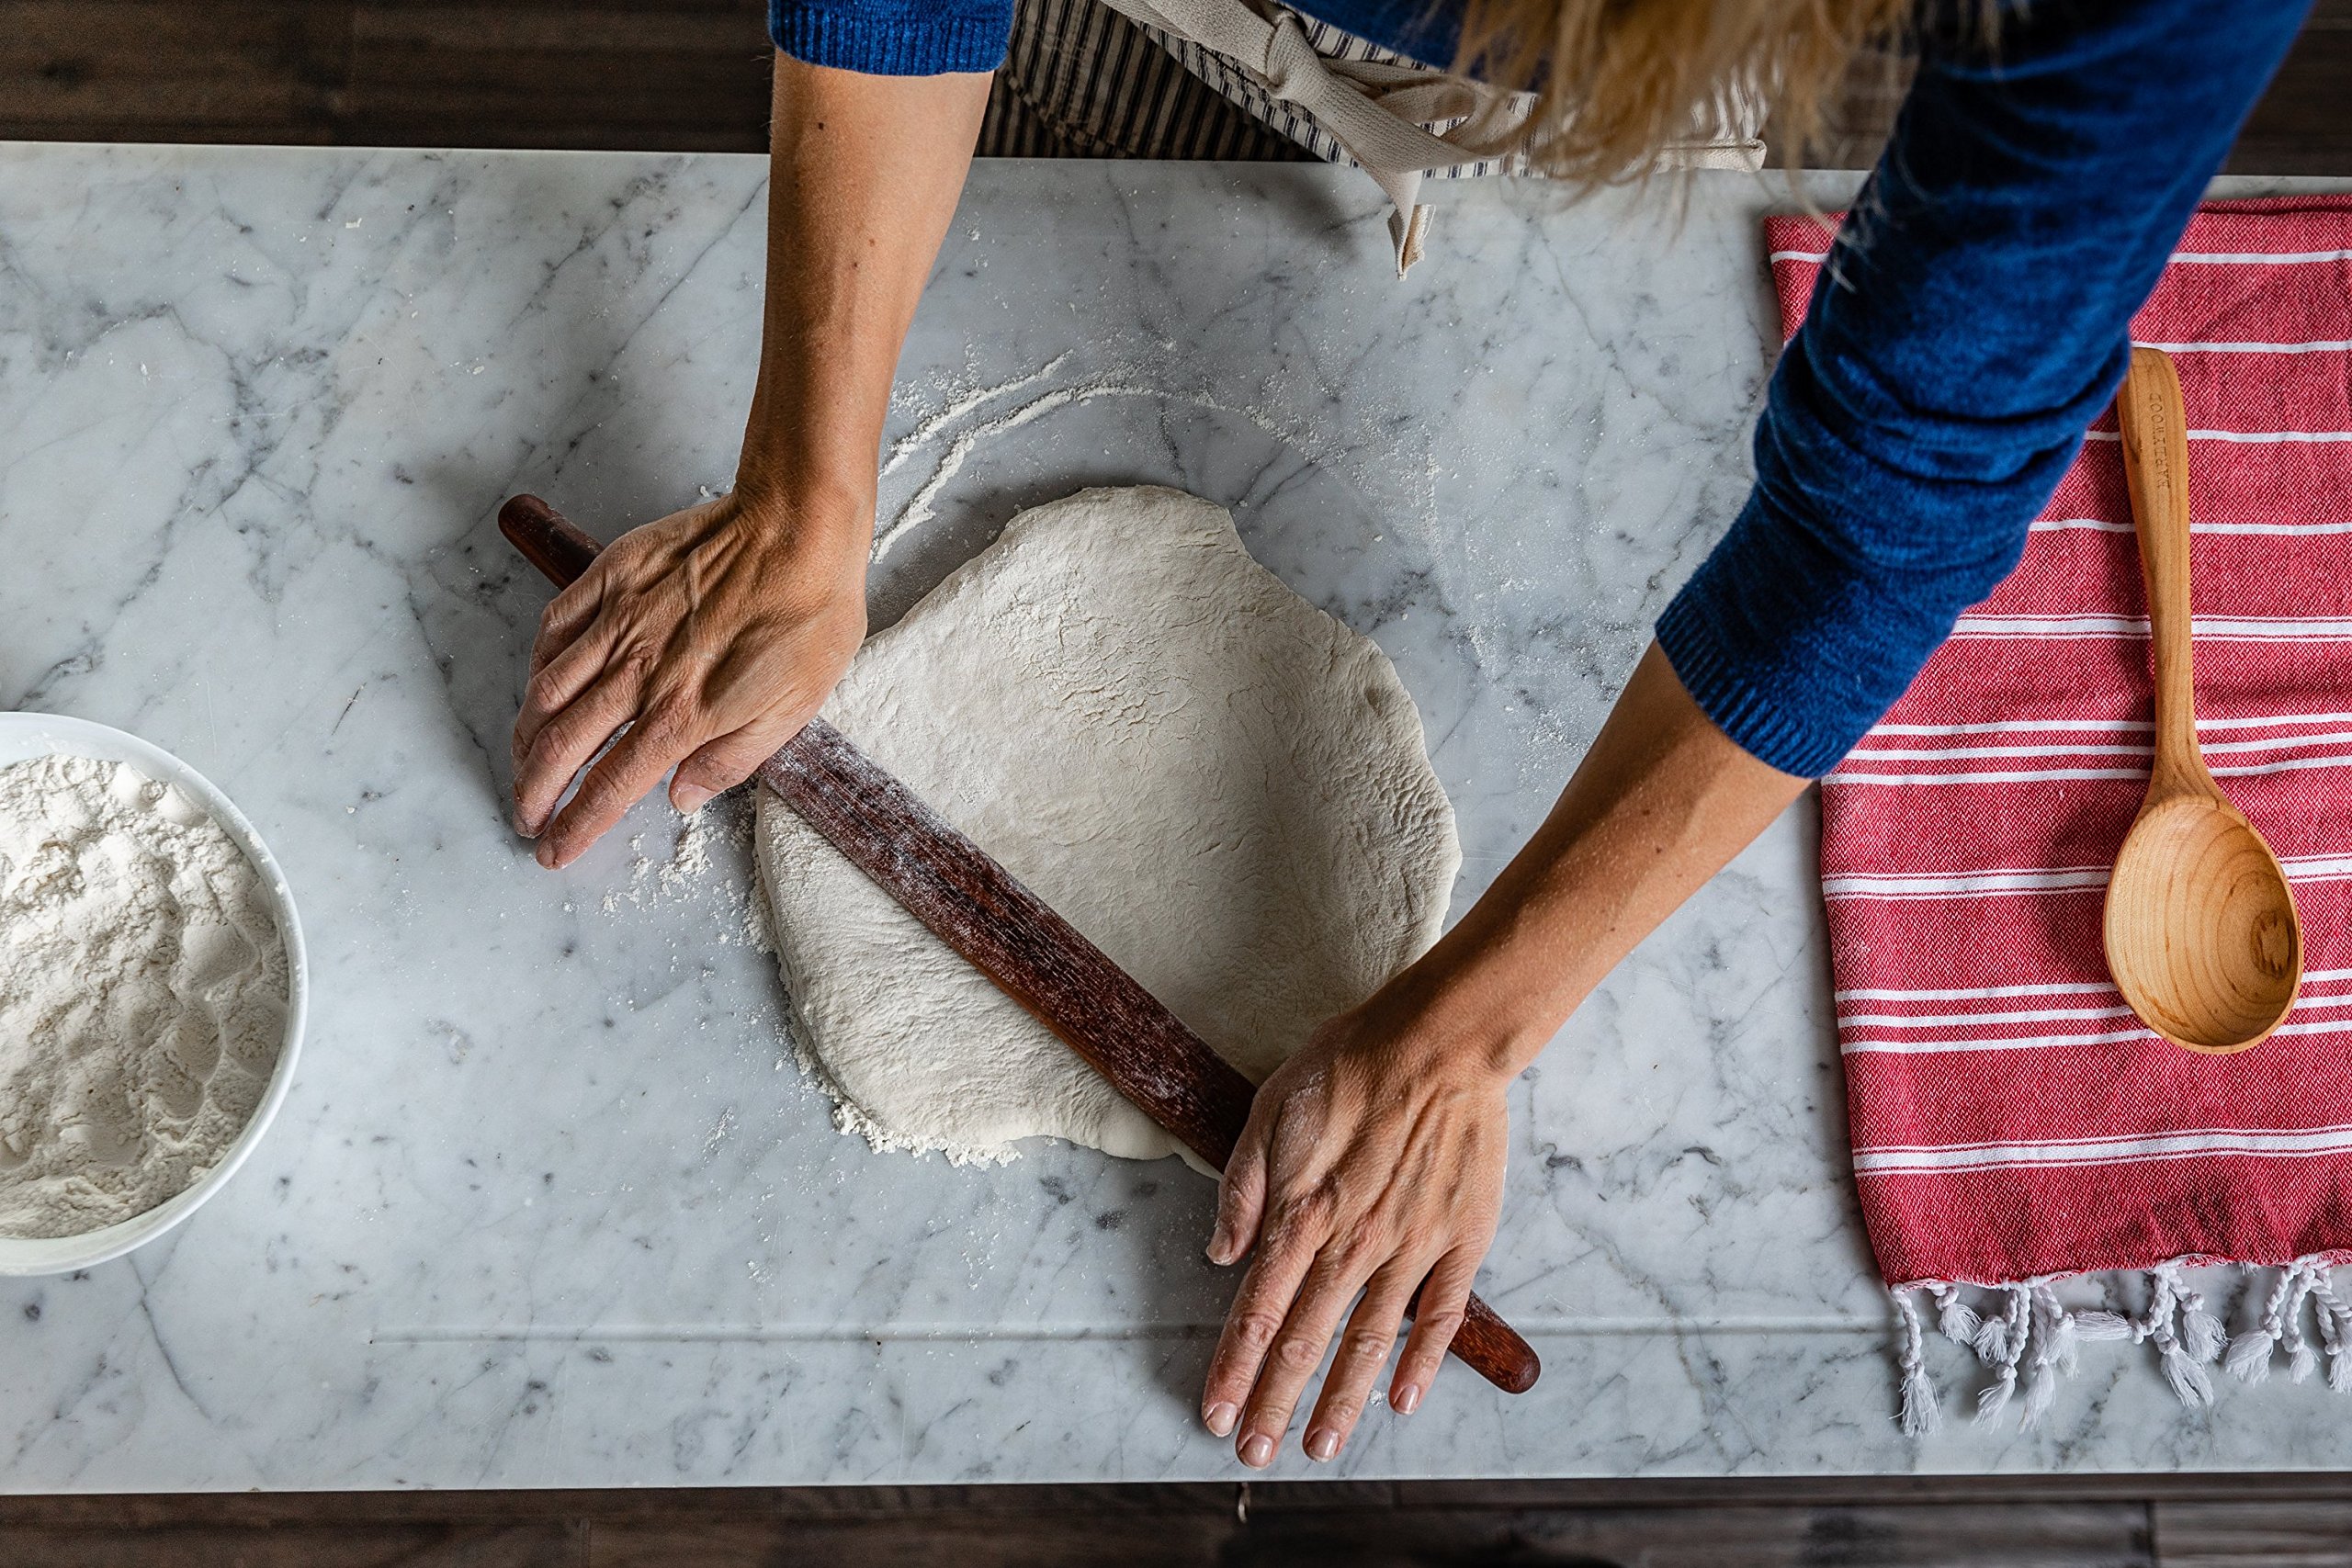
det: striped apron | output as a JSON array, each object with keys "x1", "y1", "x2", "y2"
[{"x1": 978, "y1": 0, "x2": 1766, "y2": 275}]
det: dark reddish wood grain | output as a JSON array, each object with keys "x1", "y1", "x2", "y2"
[{"x1": 497, "y1": 493, "x2": 1540, "y2": 1396}]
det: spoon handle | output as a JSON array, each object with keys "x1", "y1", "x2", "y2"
[{"x1": 2117, "y1": 346, "x2": 2207, "y2": 798}]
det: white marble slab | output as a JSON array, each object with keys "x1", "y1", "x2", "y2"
[{"x1": 2, "y1": 142, "x2": 2348, "y2": 1489}]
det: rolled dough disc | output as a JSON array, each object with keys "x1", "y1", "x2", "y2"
[{"x1": 756, "y1": 486, "x2": 1460, "y2": 1165}]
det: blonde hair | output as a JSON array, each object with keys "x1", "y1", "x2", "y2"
[{"x1": 1449, "y1": 0, "x2": 1929, "y2": 182}]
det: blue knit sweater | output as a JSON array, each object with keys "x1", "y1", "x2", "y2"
[{"x1": 771, "y1": 0, "x2": 2310, "y2": 775}]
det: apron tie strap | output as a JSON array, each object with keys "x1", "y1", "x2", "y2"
[{"x1": 1096, "y1": 0, "x2": 1764, "y2": 276}]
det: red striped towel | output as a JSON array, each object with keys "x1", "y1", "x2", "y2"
[{"x1": 1770, "y1": 197, "x2": 2352, "y2": 1432}]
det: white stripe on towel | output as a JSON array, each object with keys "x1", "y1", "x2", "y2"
[
  {"x1": 1856, "y1": 1122, "x2": 2352, "y2": 1175},
  {"x1": 2138, "y1": 339, "x2": 2352, "y2": 354},
  {"x1": 1832, "y1": 969, "x2": 2352, "y2": 1006},
  {"x1": 2082, "y1": 430, "x2": 2352, "y2": 445},
  {"x1": 1772, "y1": 244, "x2": 2352, "y2": 267},
  {"x1": 1828, "y1": 753, "x2": 2352, "y2": 785},
  {"x1": 2031, "y1": 517, "x2": 2352, "y2": 535},
  {"x1": 1871, "y1": 714, "x2": 2352, "y2": 737},
  {"x1": 1846, "y1": 729, "x2": 2352, "y2": 760},
  {"x1": 1949, "y1": 614, "x2": 2352, "y2": 639},
  {"x1": 2168, "y1": 248, "x2": 2352, "y2": 264},
  {"x1": 1842, "y1": 1017, "x2": 2352, "y2": 1056},
  {"x1": 1840, "y1": 994, "x2": 2352, "y2": 1032},
  {"x1": 1822, "y1": 866, "x2": 2112, "y2": 898},
  {"x1": 1824, "y1": 853, "x2": 2352, "y2": 897}
]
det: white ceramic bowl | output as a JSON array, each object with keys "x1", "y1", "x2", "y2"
[{"x1": 0, "y1": 712, "x2": 309, "y2": 1275}]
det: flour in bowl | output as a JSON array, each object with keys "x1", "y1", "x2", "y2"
[{"x1": 0, "y1": 752, "x2": 288, "y2": 1238}]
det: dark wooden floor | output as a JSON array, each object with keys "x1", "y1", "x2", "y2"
[
  {"x1": 9, "y1": 1477, "x2": 2352, "y2": 1565},
  {"x1": 0, "y1": 0, "x2": 2346, "y2": 173},
  {"x1": 6, "y1": 3, "x2": 2352, "y2": 1562}
]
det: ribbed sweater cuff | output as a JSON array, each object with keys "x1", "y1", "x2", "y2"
[
  {"x1": 768, "y1": 5, "x2": 1011, "y2": 74},
  {"x1": 1656, "y1": 592, "x2": 1850, "y2": 780}
]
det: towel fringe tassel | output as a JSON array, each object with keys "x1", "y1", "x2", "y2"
[
  {"x1": 2222, "y1": 1257, "x2": 2352, "y2": 1387},
  {"x1": 1893, "y1": 1286, "x2": 1941, "y2": 1438},
  {"x1": 2312, "y1": 1269, "x2": 2352, "y2": 1393},
  {"x1": 1885, "y1": 1256, "x2": 2352, "y2": 1436},
  {"x1": 1928, "y1": 1281, "x2": 1980, "y2": 1347},
  {"x1": 1972, "y1": 1283, "x2": 2032, "y2": 1427},
  {"x1": 2144, "y1": 1263, "x2": 2216, "y2": 1409}
]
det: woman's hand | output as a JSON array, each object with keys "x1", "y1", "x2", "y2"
[
  {"x1": 1190, "y1": 644, "x2": 1807, "y2": 1467},
  {"x1": 1199, "y1": 983, "x2": 1512, "y2": 1468},
  {"x1": 510, "y1": 484, "x2": 869, "y2": 868}
]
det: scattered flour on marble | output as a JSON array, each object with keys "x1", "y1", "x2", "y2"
[
  {"x1": 595, "y1": 795, "x2": 770, "y2": 951},
  {"x1": 878, "y1": 352, "x2": 1071, "y2": 484},
  {"x1": 701, "y1": 1104, "x2": 736, "y2": 1157},
  {"x1": 870, "y1": 360, "x2": 1346, "y2": 563},
  {"x1": 0, "y1": 753, "x2": 288, "y2": 1239}
]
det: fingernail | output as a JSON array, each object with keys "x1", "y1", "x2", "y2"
[
  {"x1": 673, "y1": 783, "x2": 714, "y2": 814},
  {"x1": 535, "y1": 839, "x2": 557, "y2": 870},
  {"x1": 1394, "y1": 1383, "x2": 1421, "y2": 1416},
  {"x1": 1205, "y1": 1227, "x2": 1231, "y2": 1265},
  {"x1": 1306, "y1": 1428, "x2": 1340, "y2": 1462},
  {"x1": 1239, "y1": 1433, "x2": 1274, "y2": 1468},
  {"x1": 1204, "y1": 1402, "x2": 1238, "y2": 1438}
]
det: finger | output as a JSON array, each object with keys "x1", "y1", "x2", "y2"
[
  {"x1": 1389, "y1": 1246, "x2": 1481, "y2": 1418},
  {"x1": 1303, "y1": 1256, "x2": 1422, "y2": 1461},
  {"x1": 1232, "y1": 1243, "x2": 1378, "y2": 1469},
  {"x1": 1199, "y1": 1197, "x2": 1328, "y2": 1452},
  {"x1": 1207, "y1": 1100, "x2": 1275, "y2": 1269},
  {"x1": 668, "y1": 716, "x2": 804, "y2": 815},
  {"x1": 513, "y1": 668, "x2": 645, "y2": 840},
  {"x1": 513, "y1": 625, "x2": 616, "y2": 783},
  {"x1": 529, "y1": 574, "x2": 607, "y2": 678},
  {"x1": 537, "y1": 704, "x2": 701, "y2": 869}
]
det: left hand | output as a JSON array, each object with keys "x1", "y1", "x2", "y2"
[{"x1": 1198, "y1": 984, "x2": 1511, "y2": 1468}]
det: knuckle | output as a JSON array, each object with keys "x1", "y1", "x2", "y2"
[
  {"x1": 1340, "y1": 1326, "x2": 1393, "y2": 1364},
  {"x1": 609, "y1": 645, "x2": 655, "y2": 686},
  {"x1": 1324, "y1": 1232, "x2": 1384, "y2": 1276},
  {"x1": 1272, "y1": 1334, "x2": 1325, "y2": 1373},
  {"x1": 1413, "y1": 1304, "x2": 1467, "y2": 1341},
  {"x1": 1275, "y1": 1179, "x2": 1338, "y2": 1230},
  {"x1": 542, "y1": 585, "x2": 598, "y2": 632},
  {"x1": 530, "y1": 708, "x2": 601, "y2": 772},
  {"x1": 522, "y1": 664, "x2": 567, "y2": 712},
  {"x1": 1230, "y1": 1312, "x2": 1284, "y2": 1355},
  {"x1": 1259, "y1": 1215, "x2": 1316, "y2": 1262},
  {"x1": 521, "y1": 724, "x2": 570, "y2": 777},
  {"x1": 571, "y1": 762, "x2": 632, "y2": 814},
  {"x1": 635, "y1": 696, "x2": 700, "y2": 750}
]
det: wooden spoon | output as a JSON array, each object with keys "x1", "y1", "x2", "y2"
[{"x1": 2102, "y1": 346, "x2": 2302, "y2": 1054}]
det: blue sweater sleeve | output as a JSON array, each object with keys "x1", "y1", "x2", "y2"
[
  {"x1": 769, "y1": 0, "x2": 1013, "y2": 73},
  {"x1": 1656, "y1": 0, "x2": 2310, "y2": 777}
]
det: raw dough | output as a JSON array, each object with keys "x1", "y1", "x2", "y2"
[{"x1": 756, "y1": 486, "x2": 1460, "y2": 1164}]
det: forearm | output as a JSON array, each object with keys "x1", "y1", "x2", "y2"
[
  {"x1": 736, "y1": 52, "x2": 990, "y2": 521},
  {"x1": 1394, "y1": 642, "x2": 1807, "y2": 1076}
]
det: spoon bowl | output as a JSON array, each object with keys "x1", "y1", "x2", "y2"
[{"x1": 2104, "y1": 793, "x2": 2301, "y2": 1052}]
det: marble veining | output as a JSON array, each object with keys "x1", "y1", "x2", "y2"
[{"x1": 3, "y1": 142, "x2": 2349, "y2": 1488}]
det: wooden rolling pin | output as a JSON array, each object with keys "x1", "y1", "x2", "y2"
[{"x1": 499, "y1": 493, "x2": 1541, "y2": 1396}]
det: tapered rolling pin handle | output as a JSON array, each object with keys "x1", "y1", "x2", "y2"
[{"x1": 495, "y1": 493, "x2": 1544, "y2": 1398}]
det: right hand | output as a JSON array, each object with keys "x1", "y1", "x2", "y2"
[{"x1": 509, "y1": 483, "x2": 870, "y2": 868}]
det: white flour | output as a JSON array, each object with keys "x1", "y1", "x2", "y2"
[
  {"x1": 871, "y1": 371, "x2": 1309, "y2": 562},
  {"x1": 0, "y1": 753, "x2": 288, "y2": 1239}
]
